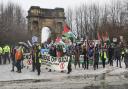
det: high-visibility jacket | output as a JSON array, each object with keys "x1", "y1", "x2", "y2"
[
  {"x1": 35, "y1": 51, "x2": 42, "y2": 63},
  {"x1": 15, "y1": 50, "x2": 22, "y2": 61},
  {"x1": 0, "y1": 47, "x2": 3, "y2": 54},
  {"x1": 100, "y1": 51, "x2": 107, "y2": 60},
  {"x1": 3, "y1": 45, "x2": 10, "y2": 53}
]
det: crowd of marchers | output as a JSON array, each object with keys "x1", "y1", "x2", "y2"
[{"x1": 0, "y1": 40, "x2": 128, "y2": 76}]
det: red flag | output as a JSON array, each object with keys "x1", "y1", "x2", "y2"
[
  {"x1": 102, "y1": 32, "x2": 105, "y2": 41},
  {"x1": 105, "y1": 32, "x2": 108, "y2": 41},
  {"x1": 97, "y1": 32, "x2": 101, "y2": 41},
  {"x1": 62, "y1": 24, "x2": 70, "y2": 34}
]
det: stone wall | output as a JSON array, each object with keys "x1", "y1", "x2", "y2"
[{"x1": 27, "y1": 6, "x2": 66, "y2": 42}]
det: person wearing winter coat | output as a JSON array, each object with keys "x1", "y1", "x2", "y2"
[
  {"x1": 108, "y1": 45, "x2": 114, "y2": 66},
  {"x1": 100, "y1": 48, "x2": 107, "y2": 68},
  {"x1": 124, "y1": 46, "x2": 128, "y2": 68},
  {"x1": 74, "y1": 45, "x2": 80, "y2": 69},
  {"x1": 114, "y1": 44, "x2": 122, "y2": 68},
  {"x1": 93, "y1": 44, "x2": 99, "y2": 70}
]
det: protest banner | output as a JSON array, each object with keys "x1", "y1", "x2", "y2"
[
  {"x1": 42, "y1": 55, "x2": 70, "y2": 71},
  {"x1": 23, "y1": 53, "x2": 32, "y2": 68},
  {"x1": 23, "y1": 52, "x2": 70, "y2": 71}
]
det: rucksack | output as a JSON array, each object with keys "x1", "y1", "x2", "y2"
[
  {"x1": 15, "y1": 50, "x2": 22, "y2": 61},
  {"x1": 88, "y1": 48, "x2": 93, "y2": 57}
]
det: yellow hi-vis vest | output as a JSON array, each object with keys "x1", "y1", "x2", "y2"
[
  {"x1": 0, "y1": 47, "x2": 2, "y2": 54},
  {"x1": 35, "y1": 52, "x2": 42, "y2": 63},
  {"x1": 100, "y1": 51, "x2": 107, "y2": 60},
  {"x1": 3, "y1": 46, "x2": 10, "y2": 53}
]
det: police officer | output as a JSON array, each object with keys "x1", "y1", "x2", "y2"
[
  {"x1": 93, "y1": 44, "x2": 99, "y2": 70},
  {"x1": 3, "y1": 45, "x2": 10, "y2": 64},
  {"x1": 35, "y1": 44, "x2": 42, "y2": 75},
  {"x1": 0, "y1": 46, "x2": 3, "y2": 64}
]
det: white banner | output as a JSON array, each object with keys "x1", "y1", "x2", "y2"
[
  {"x1": 23, "y1": 53, "x2": 70, "y2": 72},
  {"x1": 43, "y1": 55, "x2": 70, "y2": 71}
]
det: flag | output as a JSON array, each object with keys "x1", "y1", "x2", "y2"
[
  {"x1": 105, "y1": 32, "x2": 111, "y2": 45},
  {"x1": 62, "y1": 24, "x2": 70, "y2": 34},
  {"x1": 55, "y1": 37, "x2": 65, "y2": 46},
  {"x1": 105, "y1": 32, "x2": 108, "y2": 41},
  {"x1": 62, "y1": 24, "x2": 76, "y2": 42},
  {"x1": 101, "y1": 32, "x2": 105, "y2": 46},
  {"x1": 97, "y1": 32, "x2": 101, "y2": 41},
  {"x1": 102, "y1": 32, "x2": 106, "y2": 42}
]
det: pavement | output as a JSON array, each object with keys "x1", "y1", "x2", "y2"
[{"x1": 0, "y1": 61, "x2": 128, "y2": 82}]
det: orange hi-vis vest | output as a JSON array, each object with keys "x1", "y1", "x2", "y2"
[{"x1": 15, "y1": 50, "x2": 22, "y2": 61}]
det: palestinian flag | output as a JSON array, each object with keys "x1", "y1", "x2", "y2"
[
  {"x1": 62, "y1": 24, "x2": 77, "y2": 42},
  {"x1": 97, "y1": 32, "x2": 101, "y2": 41},
  {"x1": 55, "y1": 37, "x2": 65, "y2": 46}
]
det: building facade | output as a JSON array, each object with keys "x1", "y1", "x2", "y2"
[{"x1": 27, "y1": 6, "x2": 66, "y2": 42}]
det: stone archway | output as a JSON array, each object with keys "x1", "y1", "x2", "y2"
[{"x1": 27, "y1": 6, "x2": 66, "y2": 42}]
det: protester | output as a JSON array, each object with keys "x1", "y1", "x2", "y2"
[
  {"x1": 100, "y1": 48, "x2": 107, "y2": 68},
  {"x1": 0, "y1": 46, "x2": 3, "y2": 65},
  {"x1": 11, "y1": 46, "x2": 17, "y2": 72},
  {"x1": 48, "y1": 45, "x2": 56, "y2": 72},
  {"x1": 108, "y1": 45, "x2": 114, "y2": 66},
  {"x1": 124, "y1": 46, "x2": 128, "y2": 68},
  {"x1": 87, "y1": 43, "x2": 94, "y2": 69},
  {"x1": 82, "y1": 44, "x2": 88, "y2": 70},
  {"x1": 67, "y1": 57, "x2": 72, "y2": 74},
  {"x1": 114, "y1": 44, "x2": 122, "y2": 68},
  {"x1": 15, "y1": 46, "x2": 23, "y2": 73},
  {"x1": 121, "y1": 47, "x2": 125, "y2": 60},
  {"x1": 93, "y1": 44, "x2": 99, "y2": 70},
  {"x1": 74, "y1": 44, "x2": 80, "y2": 69},
  {"x1": 31, "y1": 46, "x2": 36, "y2": 72},
  {"x1": 35, "y1": 44, "x2": 42, "y2": 75}
]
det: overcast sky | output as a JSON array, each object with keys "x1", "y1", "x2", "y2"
[{"x1": 0, "y1": 0, "x2": 112, "y2": 11}]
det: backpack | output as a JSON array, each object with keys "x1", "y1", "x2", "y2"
[
  {"x1": 15, "y1": 50, "x2": 22, "y2": 61},
  {"x1": 88, "y1": 48, "x2": 93, "y2": 57}
]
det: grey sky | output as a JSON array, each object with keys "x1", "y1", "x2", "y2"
[{"x1": 0, "y1": 0, "x2": 112, "y2": 11}]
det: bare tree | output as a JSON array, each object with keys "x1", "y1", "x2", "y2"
[
  {"x1": 65, "y1": 8, "x2": 73, "y2": 31},
  {"x1": 0, "y1": 2, "x2": 28, "y2": 45}
]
